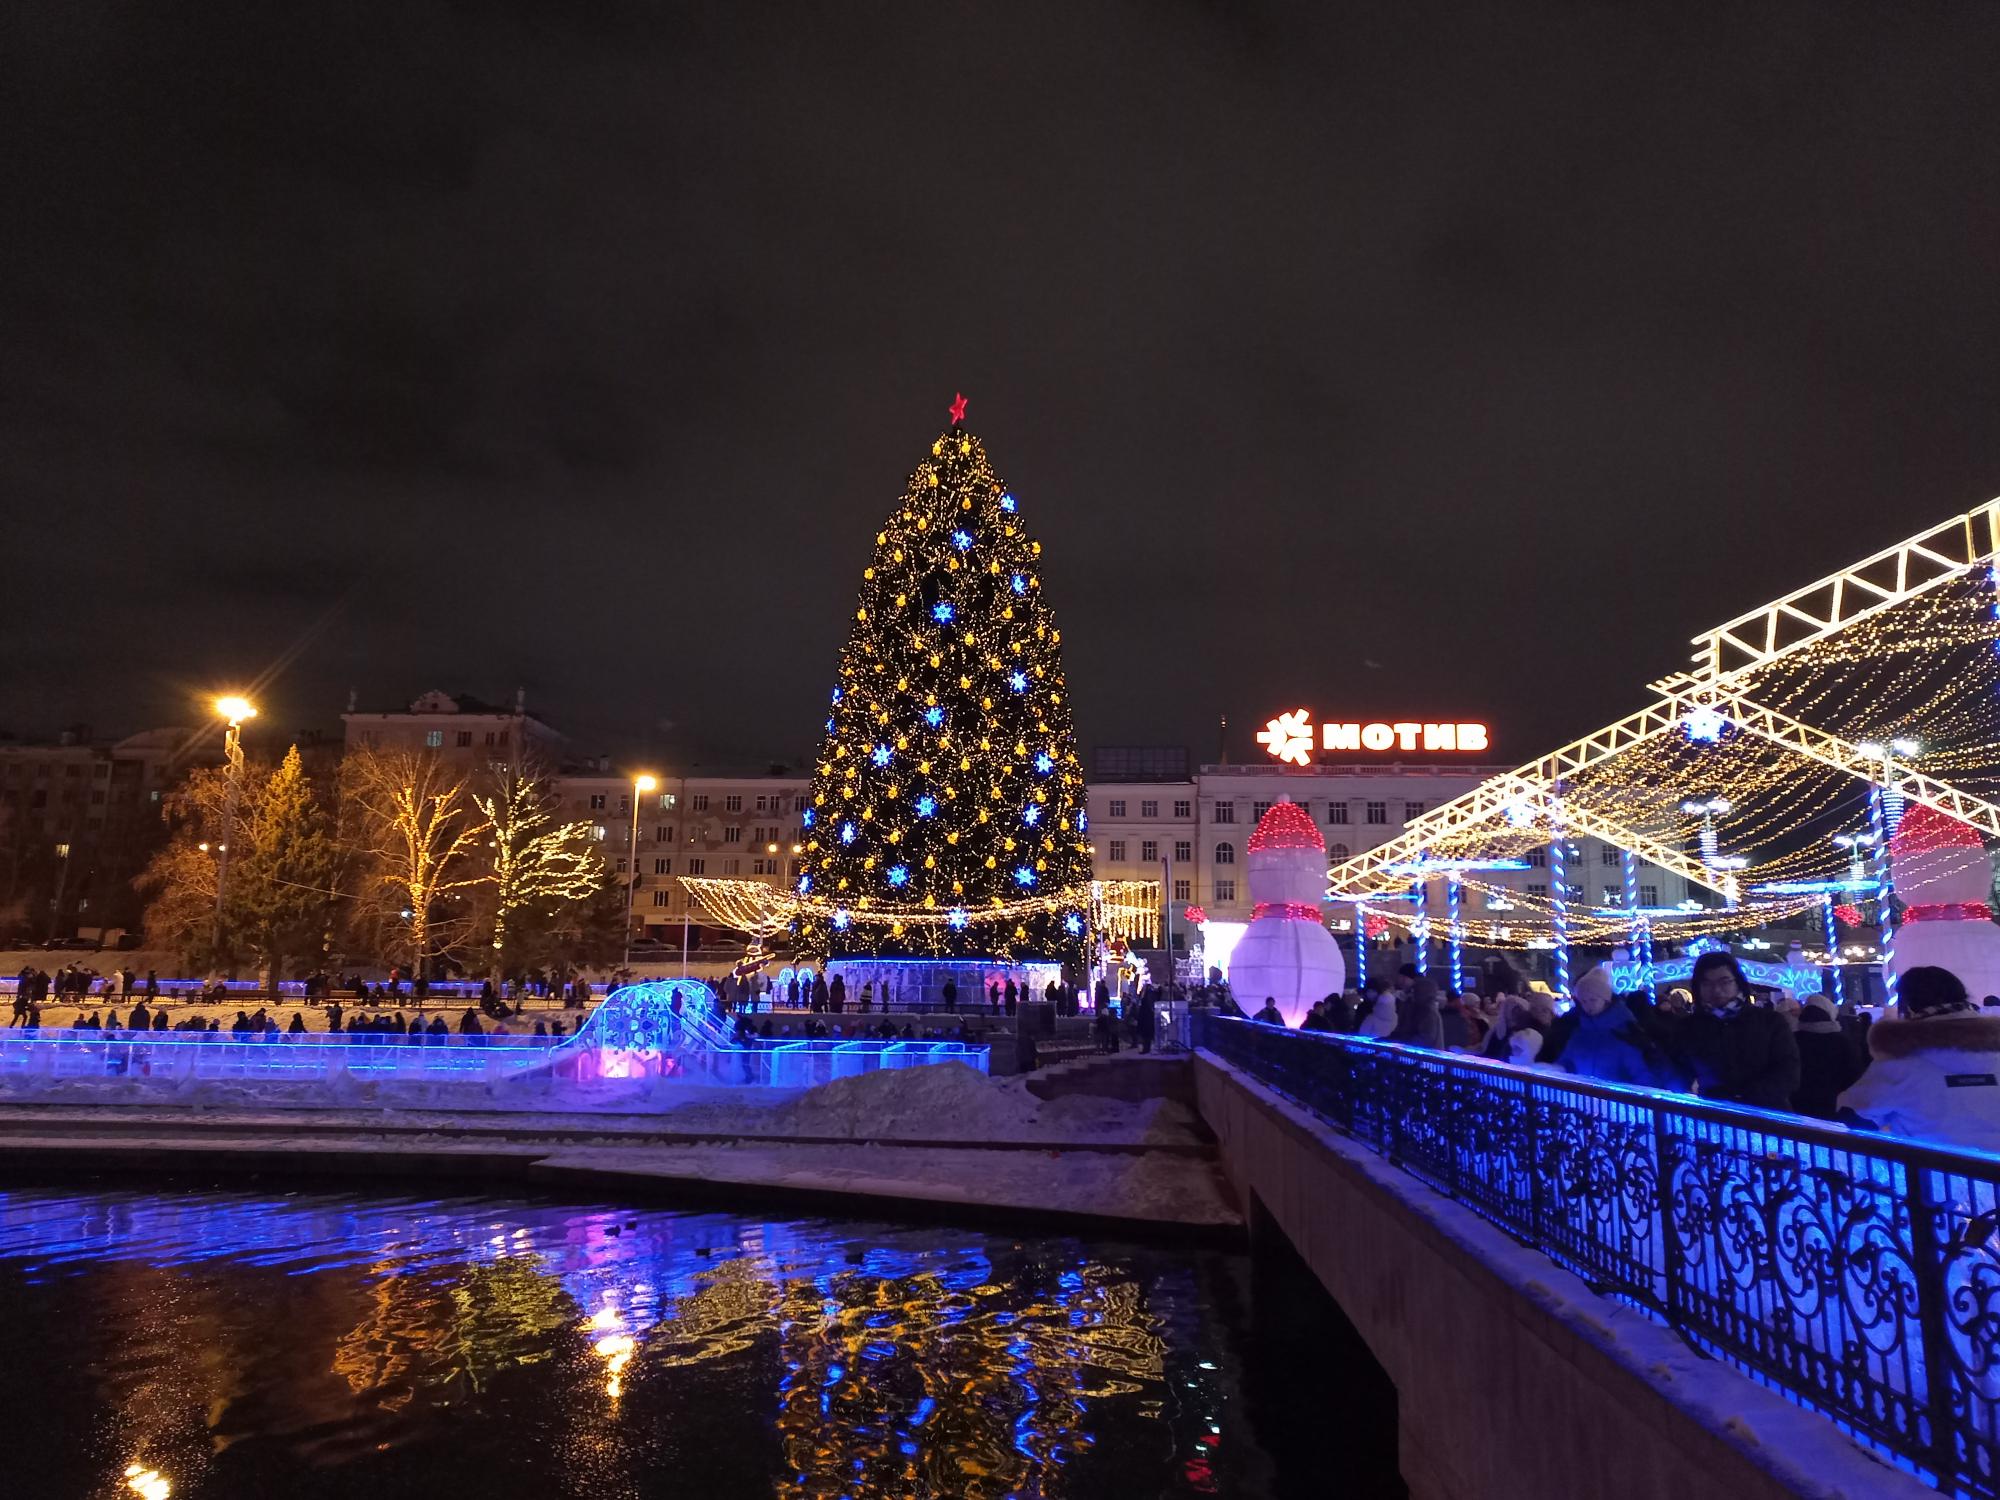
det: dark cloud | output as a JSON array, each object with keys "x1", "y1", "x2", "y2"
[{"x1": 5, "y1": 0, "x2": 2000, "y2": 767}]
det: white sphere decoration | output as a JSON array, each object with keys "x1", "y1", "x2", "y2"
[{"x1": 1227, "y1": 799, "x2": 1346, "y2": 1027}]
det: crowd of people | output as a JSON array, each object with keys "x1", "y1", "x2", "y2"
[{"x1": 1252, "y1": 953, "x2": 2000, "y2": 1150}]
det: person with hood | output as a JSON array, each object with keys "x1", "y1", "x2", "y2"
[
  {"x1": 1481, "y1": 993, "x2": 1555, "y2": 1066},
  {"x1": 1669, "y1": 951, "x2": 1799, "y2": 1110},
  {"x1": 1355, "y1": 981, "x2": 1400, "y2": 1039},
  {"x1": 1840, "y1": 966, "x2": 2000, "y2": 1150},
  {"x1": 1558, "y1": 967, "x2": 1687, "y2": 1091},
  {"x1": 1390, "y1": 976, "x2": 1445, "y2": 1049},
  {"x1": 1792, "y1": 992, "x2": 1865, "y2": 1119}
]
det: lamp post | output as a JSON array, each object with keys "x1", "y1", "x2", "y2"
[
  {"x1": 211, "y1": 696, "x2": 255, "y2": 965},
  {"x1": 1680, "y1": 795, "x2": 1738, "y2": 906},
  {"x1": 624, "y1": 774, "x2": 656, "y2": 974}
]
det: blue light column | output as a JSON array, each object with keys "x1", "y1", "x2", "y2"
[
  {"x1": 1548, "y1": 809, "x2": 1571, "y2": 997},
  {"x1": 1446, "y1": 875, "x2": 1465, "y2": 994},
  {"x1": 1870, "y1": 783, "x2": 1898, "y2": 1009},
  {"x1": 1353, "y1": 901, "x2": 1368, "y2": 991},
  {"x1": 1821, "y1": 893, "x2": 1846, "y2": 1007},
  {"x1": 1411, "y1": 874, "x2": 1429, "y2": 975},
  {"x1": 1620, "y1": 849, "x2": 1654, "y2": 997}
]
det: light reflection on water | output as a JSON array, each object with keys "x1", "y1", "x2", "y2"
[{"x1": 0, "y1": 1186, "x2": 1268, "y2": 1499}]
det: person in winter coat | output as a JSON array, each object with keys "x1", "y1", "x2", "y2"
[
  {"x1": 1355, "y1": 983, "x2": 1400, "y2": 1039},
  {"x1": 1840, "y1": 966, "x2": 2000, "y2": 1150},
  {"x1": 1792, "y1": 993, "x2": 1865, "y2": 1119},
  {"x1": 1669, "y1": 951, "x2": 1800, "y2": 1110},
  {"x1": 1252, "y1": 998, "x2": 1286, "y2": 1026},
  {"x1": 1390, "y1": 977, "x2": 1445, "y2": 1049},
  {"x1": 1481, "y1": 994, "x2": 1554, "y2": 1066},
  {"x1": 1558, "y1": 967, "x2": 1687, "y2": 1091}
]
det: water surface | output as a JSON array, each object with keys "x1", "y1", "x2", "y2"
[{"x1": 0, "y1": 1184, "x2": 1356, "y2": 1498}]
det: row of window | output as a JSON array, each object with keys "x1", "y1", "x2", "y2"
[
  {"x1": 630, "y1": 855, "x2": 804, "y2": 881},
  {"x1": 1104, "y1": 798, "x2": 1194, "y2": 820}
]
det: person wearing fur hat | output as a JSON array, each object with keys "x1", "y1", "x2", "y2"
[
  {"x1": 1839, "y1": 966, "x2": 2000, "y2": 1150},
  {"x1": 1668, "y1": 951, "x2": 1800, "y2": 1111},
  {"x1": 1557, "y1": 966, "x2": 1688, "y2": 1091},
  {"x1": 1792, "y1": 991, "x2": 1865, "y2": 1119}
]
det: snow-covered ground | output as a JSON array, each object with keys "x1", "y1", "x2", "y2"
[{"x1": 0, "y1": 1060, "x2": 1202, "y2": 1147}]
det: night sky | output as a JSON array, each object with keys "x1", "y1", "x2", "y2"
[{"x1": 8, "y1": 2, "x2": 2000, "y2": 770}]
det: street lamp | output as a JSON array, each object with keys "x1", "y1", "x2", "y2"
[
  {"x1": 624, "y1": 774, "x2": 656, "y2": 972},
  {"x1": 211, "y1": 695, "x2": 255, "y2": 966},
  {"x1": 1857, "y1": 737, "x2": 1920, "y2": 836},
  {"x1": 1680, "y1": 795, "x2": 1739, "y2": 905}
]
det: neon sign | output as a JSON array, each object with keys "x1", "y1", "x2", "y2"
[{"x1": 1257, "y1": 709, "x2": 1490, "y2": 765}]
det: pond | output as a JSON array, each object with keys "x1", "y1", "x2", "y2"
[{"x1": 0, "y1": 1183, "x2": 1398, "y2": 1499}]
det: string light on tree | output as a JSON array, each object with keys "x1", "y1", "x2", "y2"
[{"x1": 792, "y1": 395, "x2": 1094, "y2": 962}]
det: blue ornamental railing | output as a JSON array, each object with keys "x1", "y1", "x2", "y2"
[{"x1": 1192, "y1": 1013, "x2": 2000, "y2": 1497}]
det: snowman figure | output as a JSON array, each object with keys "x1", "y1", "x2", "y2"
[
  {"x1": 1227, "y1": 798, "x2": 1346, "y2": 1027},
  {"x1": 1886, "y1": 803, "x2": 2000, "y2": 1005}
]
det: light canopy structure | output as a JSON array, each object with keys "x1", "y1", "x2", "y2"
[{"x1": 1329, "y1": 497, "x2": 2000, "y2": 980}]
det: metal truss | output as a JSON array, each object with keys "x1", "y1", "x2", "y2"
[
  {"x1": 1326, "y1": 496, "x2": 2000, "y2": 904},
  {"x1": 1653, "y1": 675, "x2": 2000, "y2": 841},
  {"x1": 1688, "y1": 498, "x2": 2000, "y2": 680}
]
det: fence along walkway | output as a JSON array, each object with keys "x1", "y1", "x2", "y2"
[
  {"x1": 1193, "y1": 1013, "x2": 2000, "y2": 1497},
  {"x1": 0, "y1": 980, "x2": 989, "y2": 1092}
]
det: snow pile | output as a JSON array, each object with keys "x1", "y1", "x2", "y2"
[{"x1": 0, "y1": 1059, "x2": 1198, "y2": 1146}]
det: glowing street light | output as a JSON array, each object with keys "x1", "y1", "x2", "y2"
[
  {"x1": 1680, "y1": 796, "x2": 1738, "y2": 906},
  {"x1": 624, "y1": 774, "x2": 658, "y2": 971},
  {"x1": 211, "y1": 695, "x2": 255, "y2": 966}
]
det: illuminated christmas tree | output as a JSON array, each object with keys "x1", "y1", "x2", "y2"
[{"x1": 796, "y1": 395, "x2": 1092, "y2": 963}]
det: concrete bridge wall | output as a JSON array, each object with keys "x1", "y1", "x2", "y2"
[{"x1": 1192, "y1": 1050, "x2": 1930, "y2": 1500}]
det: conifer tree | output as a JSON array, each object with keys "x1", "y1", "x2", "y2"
[{"x1": 797, "y1": 399, "x2": 1091, "y2": 962}]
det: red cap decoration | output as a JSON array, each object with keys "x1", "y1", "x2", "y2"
[
  {"x1": 1247, "y1": 798, "x2": 1325, "y2": 853},
  {"x1": 1892, "y1": 803, "x2": 1984, "y2": 861}
]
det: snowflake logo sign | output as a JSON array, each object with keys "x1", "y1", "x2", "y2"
[{"x1": 1258, "y1": 708, "x2": 1315, "y2": 766}]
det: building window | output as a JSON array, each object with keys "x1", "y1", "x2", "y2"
[
  {"x1": 1108, "y1": 840, "x2": 1127, "y2": 861},
  {"x1": 89, "y1": 789, "x2": 105, "y2": 805},
  {"x1": 616, "y1": 858, "x2": 628, "y2": 873},
  {"x1": 789, "y1": 859, "x2": 802, "y2": 877},
  {"x1": 724, "y1": 826, "x2": 742, "y2": 844},
  {"x1": 1602, "y1": 886, "x2": 1621, "y2": 906},
  {"x1": 1173, "y1": 799, "x2": 1191, "y2": 818},
  {"x1": 656, "y1": 825, "x2": 674, "y2": 843},
  {"x1": 618, "y1": 794, "x2": 631, "y2": 813},
  {"x1": 1174, "y1": 840, "x2": 1192, "y2": 862},
  {"x1": 1365, "y1": 801, "x2": 1387, "y2": 825},
  {"x1": 725, "y1": 858, "x2": 741, "y2": 875},
  {"x1": 1214, "y1": 801, "x2": 1235, "y2": 824},
  {"x1": 589, "y1": 794, "x2": 607, "y2": 810},
  {"x1": 1527, "y1": 882, "x2": 1547, "y2": 899},
  {"x1": 751, "y1": 858, "x2": 769, "y2": 875},
  {"x1": 1252, "y1": 801, "x2": 1271, "y2": 823},
  {"x1": 1602, "y1": 846, "x2": 1620, "y2": 867},
  {"x1": 1641, "y1": 884, "x2": 1660, "y2": 906},
  {"x1": 592, "y1": 824, "x2": 607, "y2": 841},
  {"x1": 652, "y1": 890, "x2": 671, "y2": 908},
  {"x1": 1526, "y1": 848, "x2": 1547, "y2": 868},
  {"x1": 658, "y1": 792, "x2": 677, "y2": 811},
  {"x1": 686, "y1": 858, "x2": 706, "y2": 875},
  {"x1": 1141, "y1": 839, "x2": 1159, "y2": 862},
  {"x1": 1109, "y1": 799, "x2": 1127, "y2": 818},
  {"x1": 755, "y1": 795, "x2": 770, "y2": 812},
  {"x1": 654, "y1": 858, "x2": 671, "y2": 875},
  {"x1": 424, "y1": 729, "x2": 444, "y2": 748},
  {"x1": 455, "y1": 730, "x2": 473, "y2": 747},
  {"x1": 724, "y1": 794, "x2": 743, "y2": 813},
  {"x1": 1330, "y1": 842, "x2": 1350, "y2": 860},
  {"x1": 1214, "y1": 841, "x2": 1235, "y2": 865},
  {"x1": 1215, "y1": 878, "x2": 1236, "y2": 903},
  {"x1": 1404, "y1": 801, "x2": 1425, "y2": 821},
  {"x1": 1141, "y1": 799, "x2": 1158, "y2": 818}
]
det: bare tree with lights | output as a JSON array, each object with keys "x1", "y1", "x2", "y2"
[
  {"x1": 341, "y1": 747, "x2": 491, "y2": 977},
  {"x1": 471, "y1": 762, "x2": 606, "y2": 977}
]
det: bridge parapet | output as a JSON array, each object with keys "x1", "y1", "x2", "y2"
[{"x1": 1193, "y1": 1015, "x2": 1966, "y2": 1499}]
